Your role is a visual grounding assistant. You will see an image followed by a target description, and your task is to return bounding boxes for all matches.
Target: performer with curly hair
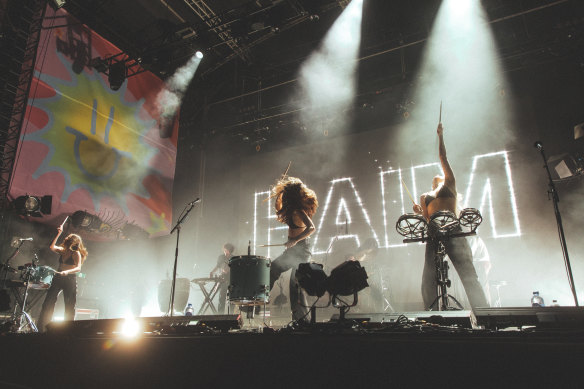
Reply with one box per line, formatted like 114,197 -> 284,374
37,220 -> 88,331
269,176 -> 318,321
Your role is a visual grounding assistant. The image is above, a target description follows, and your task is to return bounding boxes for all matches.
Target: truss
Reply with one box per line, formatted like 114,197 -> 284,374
0,0 -> 45,211
183,0 -> 251,63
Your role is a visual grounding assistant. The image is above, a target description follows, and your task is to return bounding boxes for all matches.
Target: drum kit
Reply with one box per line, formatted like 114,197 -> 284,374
1,258 -> 56,333
396,208 -> 483,311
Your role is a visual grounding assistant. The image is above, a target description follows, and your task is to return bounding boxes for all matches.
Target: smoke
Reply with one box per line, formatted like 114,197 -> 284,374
296,0 -> 364,138
396,0 -> 516,161
155,53 -> 203,135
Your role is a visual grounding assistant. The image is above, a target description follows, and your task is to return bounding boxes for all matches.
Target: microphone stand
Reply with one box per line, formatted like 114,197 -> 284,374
535,142 -> 579,306
167,199 -> 200,317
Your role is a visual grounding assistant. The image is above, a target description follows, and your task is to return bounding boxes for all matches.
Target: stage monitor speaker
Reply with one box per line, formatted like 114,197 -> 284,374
329,310 -> 475,328
474,307 -> 584,330
46,315 -> 242,336
158,278 -> 190,314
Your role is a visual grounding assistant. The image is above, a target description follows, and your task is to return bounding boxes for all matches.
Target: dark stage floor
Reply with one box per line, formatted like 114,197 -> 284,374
1,310 -> 583,388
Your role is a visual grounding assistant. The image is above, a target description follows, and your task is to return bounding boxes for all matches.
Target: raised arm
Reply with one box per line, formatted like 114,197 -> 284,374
285,210 -> 315,248
49,226 -> 65,255
437,123 -> 455,188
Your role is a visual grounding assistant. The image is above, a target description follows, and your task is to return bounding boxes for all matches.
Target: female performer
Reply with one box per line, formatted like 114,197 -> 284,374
37,222 -> 88,331
413,123 -> 488,310
269,176 -> 318,322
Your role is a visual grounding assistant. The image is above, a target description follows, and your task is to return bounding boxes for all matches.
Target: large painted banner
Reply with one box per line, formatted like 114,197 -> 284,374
9,6 -> 177,238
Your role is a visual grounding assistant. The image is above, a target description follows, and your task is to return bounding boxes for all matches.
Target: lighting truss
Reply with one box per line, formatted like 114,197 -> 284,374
183,0 -> 250,63
0,0 -> 45,211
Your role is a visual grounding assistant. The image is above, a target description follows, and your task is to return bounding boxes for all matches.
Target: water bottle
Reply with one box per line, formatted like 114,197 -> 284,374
185,303 -> 194,316
531,291 -> 545,307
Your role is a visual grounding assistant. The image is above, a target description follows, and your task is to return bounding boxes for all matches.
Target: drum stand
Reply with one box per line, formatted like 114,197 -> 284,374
9,267 -> 38,333
396,209 -> 484,312
427,239 -> 464,311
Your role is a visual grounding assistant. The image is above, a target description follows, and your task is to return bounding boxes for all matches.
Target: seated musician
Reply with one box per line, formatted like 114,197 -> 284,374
37,223 -> 88,331
269,176 -> 318,322
412,123 -> 488,310
210,243 -> 234,314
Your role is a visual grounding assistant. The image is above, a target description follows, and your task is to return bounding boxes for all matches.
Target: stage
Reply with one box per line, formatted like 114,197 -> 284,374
1,308 -> 583,388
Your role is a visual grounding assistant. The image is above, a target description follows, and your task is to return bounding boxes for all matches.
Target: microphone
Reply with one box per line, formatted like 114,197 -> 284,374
188,198 -> 201,205
534,141 -> 543,150
19,237 -> 33,241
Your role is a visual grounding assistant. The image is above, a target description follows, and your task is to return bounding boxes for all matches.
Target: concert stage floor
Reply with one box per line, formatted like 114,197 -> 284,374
1,310 -> 583,388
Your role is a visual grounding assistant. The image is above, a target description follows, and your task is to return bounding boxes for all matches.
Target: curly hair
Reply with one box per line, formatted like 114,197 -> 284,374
270,176 -> 318,225
63,234 -> 88,263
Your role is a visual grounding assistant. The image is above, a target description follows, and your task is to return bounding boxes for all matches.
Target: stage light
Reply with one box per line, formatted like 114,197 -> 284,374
49,0 -> 66,9
195,51 -> 203,59
13,195 -> 52,217
108,61 -> 126,91
297,263 -> 328,298
120,316 -> 141,338
90,57 -> 108,73
24,196 -> 38,212
326,260 -> 368,297
553,154 -> 584,179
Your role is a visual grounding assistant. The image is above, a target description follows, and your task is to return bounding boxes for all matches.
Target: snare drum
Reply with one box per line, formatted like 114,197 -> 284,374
228,255 -> 270,305
29,266 -> 56,289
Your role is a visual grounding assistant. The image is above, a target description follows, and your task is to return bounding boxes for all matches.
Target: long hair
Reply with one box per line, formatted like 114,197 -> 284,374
270,176 -> 318,225
63,234 -> 88,264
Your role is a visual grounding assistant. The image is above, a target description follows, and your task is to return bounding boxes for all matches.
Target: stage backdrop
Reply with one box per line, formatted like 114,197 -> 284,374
10,6 -> 178,237
230,125 -> 583,308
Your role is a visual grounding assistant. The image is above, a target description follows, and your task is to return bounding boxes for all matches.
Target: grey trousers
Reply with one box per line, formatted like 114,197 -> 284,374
269,240 -> 310,321
422,234 -> 489,310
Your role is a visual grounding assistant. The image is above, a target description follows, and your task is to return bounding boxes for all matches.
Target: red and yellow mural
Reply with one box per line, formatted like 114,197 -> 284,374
9,7 -> 177,237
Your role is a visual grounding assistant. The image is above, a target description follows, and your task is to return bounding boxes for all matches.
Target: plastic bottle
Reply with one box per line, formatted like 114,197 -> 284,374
185,303 -> 194,316
531,291 -> 545,307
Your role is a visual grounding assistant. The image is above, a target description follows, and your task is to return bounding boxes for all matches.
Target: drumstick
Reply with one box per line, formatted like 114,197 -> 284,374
439,101 -> 442,124
59,216 -> 69,229
400,178 -> 416,205
257,244 -> 285,247
282,161 -> 292,177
